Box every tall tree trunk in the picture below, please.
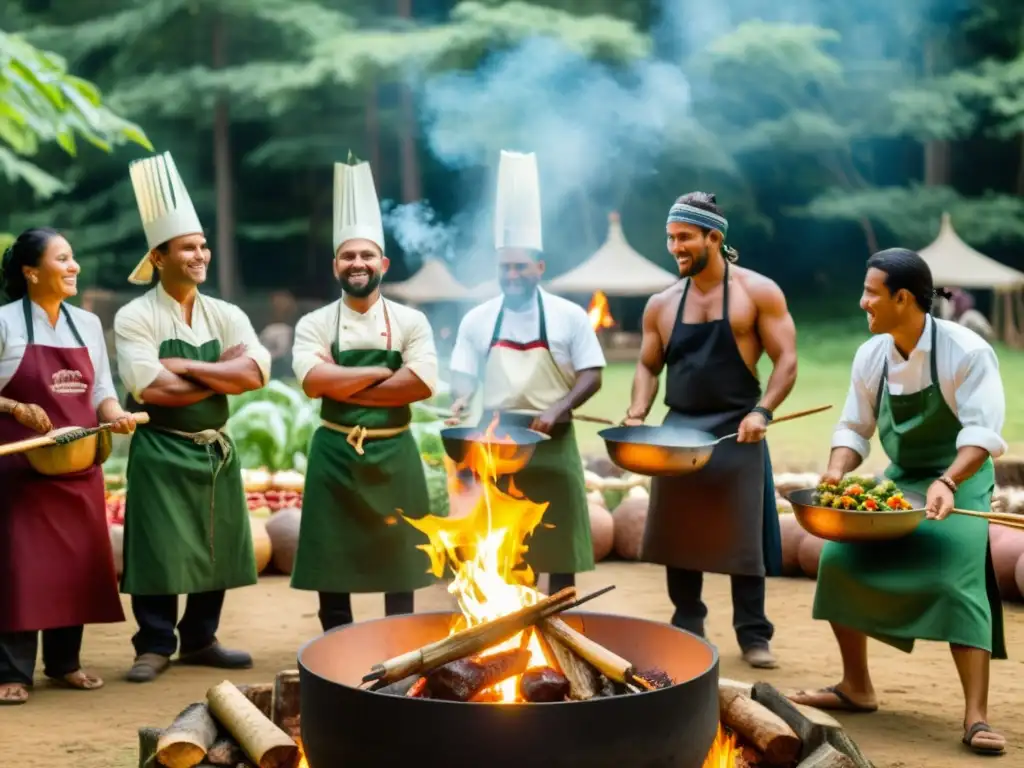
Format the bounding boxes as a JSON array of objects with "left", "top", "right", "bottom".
[
  {"left": 397, "top": 0, "right": 422, "bottom": 202},
  {"left": 212, "top": 14, "right": 238, "bottom": 300},
  {"left": 923, "top": 35, "right": 950, "bottom": 186},
  {"left": 366, "top": 83, "right": 382, "bottom": 174}
]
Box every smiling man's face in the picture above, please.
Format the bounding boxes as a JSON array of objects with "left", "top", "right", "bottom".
[{"left": 334, "top": 239, "right": 388, "bottom": 297}]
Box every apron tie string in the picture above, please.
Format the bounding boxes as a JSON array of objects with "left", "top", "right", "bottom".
[
  {"left": 153, "top": 426, "right": 232, "bottom": 462},
  {"left": 320, "top": 419, "right": 410, "bottom": 456}
]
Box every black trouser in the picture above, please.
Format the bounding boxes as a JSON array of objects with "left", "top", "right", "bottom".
[
  {"left": 131, "top": 590, "right": 225, "bottom": 657},
  {"left": 0, "top": 626, "right": 83, "bottom": 686},
  {"left": 317, "top": 591, "right": 414, "bottom": 632},
  {"left": 547, "top": 573, "right": 576, "bottom": 594},
  {"left": 666, "top": 567, "right": 773, "bottom": 651}
]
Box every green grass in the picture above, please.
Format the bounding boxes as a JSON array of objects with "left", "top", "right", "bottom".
[{"left": 574, "top": 320, "right": 1024, "bottom": 472}]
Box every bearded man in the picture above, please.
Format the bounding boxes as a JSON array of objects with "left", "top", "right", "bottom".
[{"left": 288, "top": 160, "right": 440, "bottom": 629}]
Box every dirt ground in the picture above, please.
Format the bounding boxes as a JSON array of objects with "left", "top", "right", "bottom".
[{"left": 3, "top": 562, "right": 1023, "bottom": 767}]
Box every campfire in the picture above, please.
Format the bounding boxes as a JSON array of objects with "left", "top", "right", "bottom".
[
  {"left": 588, "top": 289, "right": 615, "bottom": 331},
  {"left": 138, "top": 420, "right": 876, "bottom": 768}
]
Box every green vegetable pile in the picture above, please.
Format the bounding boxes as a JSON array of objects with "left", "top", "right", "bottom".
[{"left": 225, "top": 379, "right": 452, "bottom": 517}]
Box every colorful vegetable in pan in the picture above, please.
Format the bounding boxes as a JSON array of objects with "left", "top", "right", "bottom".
[{"left": 813, "top": 476, "right": 914, "bottom": 512}]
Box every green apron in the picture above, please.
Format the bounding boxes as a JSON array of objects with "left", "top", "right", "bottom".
[
  {"left": 814, "top": 320, "right": 1005, "bottom": 657},
  {"left": 121, "top": 328, "right": 257, "bottom": 596},
  {"left": 290, "top": 299, "right": 439, "bottom": 594},
  {"left": 479, "top": 293, "right": 594, "bottom": 575}
]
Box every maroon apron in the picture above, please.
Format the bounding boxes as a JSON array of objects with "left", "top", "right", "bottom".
[{"left": 0, "top": 297, "right": 124, "bottom": 633}]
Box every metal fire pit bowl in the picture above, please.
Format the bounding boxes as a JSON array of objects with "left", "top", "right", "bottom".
[{"left": 298, "top": 611, "right": 720, "bottom": 768}]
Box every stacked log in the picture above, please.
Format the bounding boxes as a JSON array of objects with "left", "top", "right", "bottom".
[{"left": 139, "top": 675, "right": 300, "bottom": 768}]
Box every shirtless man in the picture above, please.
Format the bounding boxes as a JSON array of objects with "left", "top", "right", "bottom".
[{"left": 624, "top": 191, "right": 797, "bottom": 668}]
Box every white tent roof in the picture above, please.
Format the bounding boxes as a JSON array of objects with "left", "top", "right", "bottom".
[
  {"left": 919, "top": 213, "right": 1024, "bottom": 291},
  {"left": 384, "top": 258, "right": 470, "bottom": 303},
  {"left": 544, "top": 212, "right": 678, "bottom": 296}
]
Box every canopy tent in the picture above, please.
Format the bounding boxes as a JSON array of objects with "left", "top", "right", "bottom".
[
  {"left": 919, "top": 212, "right": 1024, "bottom": 346},
  {"left": 384, "top": 258, "right": 471, "bottom": 303},
  {"left": 544, "top": 212, "right": 678, "bottom": 296}
]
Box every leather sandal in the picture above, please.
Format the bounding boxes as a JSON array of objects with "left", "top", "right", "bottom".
[{"left": 962, "top": 721, "right": 1006, "bottom": 755}]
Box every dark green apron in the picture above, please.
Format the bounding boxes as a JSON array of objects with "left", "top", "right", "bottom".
[
  {"left": 121, "top": 308, "right": 257, "bottom": 596},
  {"left": 479, "top": 295, "right": 594, "bottom": 575},
  {"left": 290, "top": 299, "right": 438, "bottom": 594},
  {"left": 814, "top": 320, "right": 1005, "bottom": 657}
]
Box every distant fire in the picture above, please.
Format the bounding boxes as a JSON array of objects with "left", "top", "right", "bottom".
[{"left": 587, "top": 290, "right": 615, "bottom": 331}]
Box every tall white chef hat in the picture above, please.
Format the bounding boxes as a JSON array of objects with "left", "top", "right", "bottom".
[
  {"left": 127, "top": 151, "right": 204, "bottom": 285},
  {"left": 494, "top": 150, "right": 543, "bottom": 257},
  {"left": 333, "top": 160, "right": 385, "bottom": 255}
]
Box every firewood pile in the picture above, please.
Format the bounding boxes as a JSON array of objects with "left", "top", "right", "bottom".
[
  {"left": 718, "top": 679, "right": 874, "bottom": 768},
  {"left": 138, "top": 672, "right": 300, "bottom": 768},
  {"left": 138, "top": 672, "right": 876, "bottom": 768},
  {"left": 361, "top": 587, "right": 669, "bottom": 703}
]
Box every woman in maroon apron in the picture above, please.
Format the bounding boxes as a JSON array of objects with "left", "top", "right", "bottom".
[{"left": 0, "top": 228, "right": 136, "bottom": 705}]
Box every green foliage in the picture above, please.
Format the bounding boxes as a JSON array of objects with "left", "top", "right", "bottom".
[{"left": 0, "top": 28, "right": 151, "bottom": 199}]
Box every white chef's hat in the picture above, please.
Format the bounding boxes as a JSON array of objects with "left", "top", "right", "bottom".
[
  {"left": 494, "top": 150, "right": 543, "bottom": 254},
  {"left": 333, "top": 161, "right": 385, "bottom": 254},
  {"left": 127, "top": 151, "right": 203, "bottom": 285}
]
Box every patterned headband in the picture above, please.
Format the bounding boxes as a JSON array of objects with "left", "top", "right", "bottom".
[{"left": 667, "top": 203, "right": 728, "bottom": 237}]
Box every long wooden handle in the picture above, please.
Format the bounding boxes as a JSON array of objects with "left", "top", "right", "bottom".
[
  {"left": 950, "top": 508, "right": 1024, "bottom": 528},
  {"left": 572, "top": 413, "right": 616, "bottom": 425},
  {"left": 718, "top": 405, "right": 833, "bottom": 444},
  {"left": 767, "top": 404, "right": 833, "bottom": 426},
  {"left": 0, "top": 411, "right": 151, "bottom": 457}
]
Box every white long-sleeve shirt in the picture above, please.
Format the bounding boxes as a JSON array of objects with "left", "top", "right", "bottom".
[
  {"left": 291, "top": 296, "right": 438, "bottom": 393},
  {"left": 113, "top": 283, "right": 271, "bottom": 402},
  {"left": 832, "top": 314, "right": 1007, "bottom": 460},
  {"left": 0, "top": 299, "right": 117, "bottom": 410}
]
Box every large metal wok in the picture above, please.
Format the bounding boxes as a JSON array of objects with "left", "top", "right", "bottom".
[
  {"left": 598, "top": 405, "right": 832, "bottom": 477},
  {"left": 440, "top": 426, "right": 550, "bottom": 476},
  {"left": 787, "top": 487, "right": 1024, "bottom": 543}
]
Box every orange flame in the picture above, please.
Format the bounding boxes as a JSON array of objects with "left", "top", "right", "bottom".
[
  {"left": 402, "top": 413, "right": 551, "bottom": 701},
  {"left": 702, "top": 724, "right": 741, "bottom": 767},
  {"left": 588, "top": 290, "right": 615, "bottom": 331}
]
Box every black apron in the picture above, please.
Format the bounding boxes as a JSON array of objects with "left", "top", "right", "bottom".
[{"left": 641, "top": 264, "right": 783, "bottom": 577}]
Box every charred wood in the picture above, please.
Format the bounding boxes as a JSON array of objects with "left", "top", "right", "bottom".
[{"left": 519, "top": 667, "right": 570, "bottom": 702}]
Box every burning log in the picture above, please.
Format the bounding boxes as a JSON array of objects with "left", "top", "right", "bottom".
[
  {"left": 155, "top": 702, "right": 219, "bottom": 768},
  {"left": 374, "top": 674, "right": 422, "bottom": 696},
  {"left": 206, "top": 680, "right": 299, "bottom": 768},
  {"left": 537, "top": 629, "right": 599, "bottom": 700},
  {"left": 426, "top": 648, "right": 531, "bottom": 701},
  {"left": 519, "top": 667, "right": 570, "bottom": 702},
  {"left": 407, "top": 677, "right": 429, "bottom": 697},
  {"left": 719, "top": 687, "right": 801, "bottom": 765},
  {"left": 362, "top": 587, "right": 577, "bottom": 685},
  {"left": 539, "top": 616, "right": 656, "bottom": 692}
]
